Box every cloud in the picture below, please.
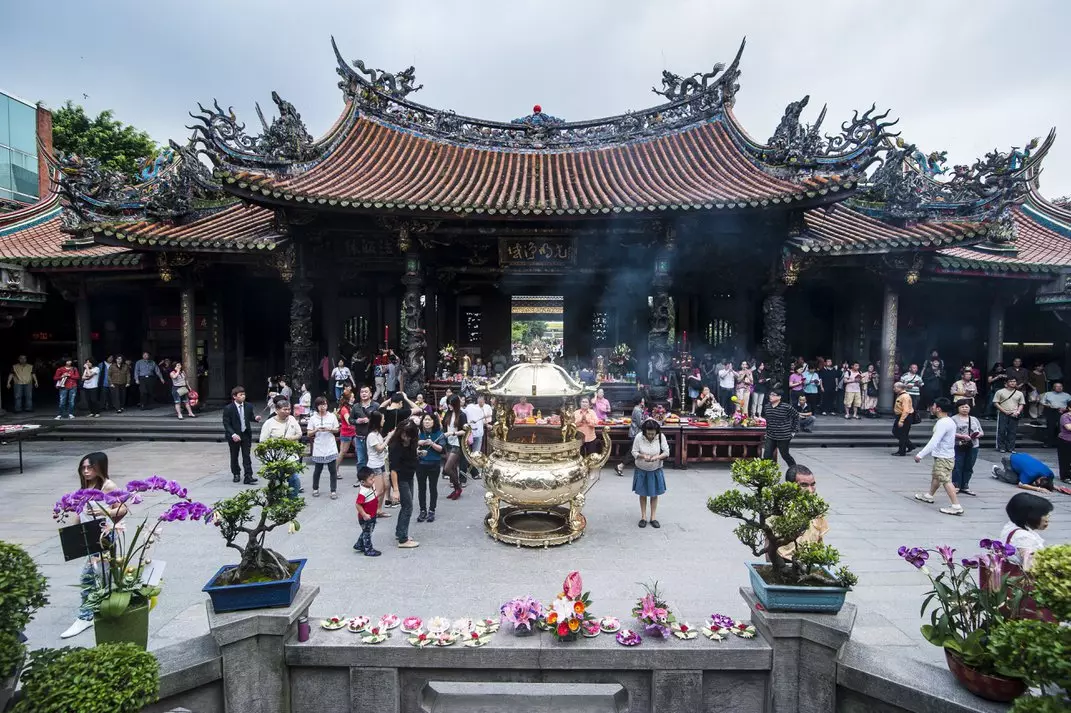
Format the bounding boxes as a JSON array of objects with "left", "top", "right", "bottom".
[{"left": 4, "top": 0, "right": 1069, "bottom": 196}]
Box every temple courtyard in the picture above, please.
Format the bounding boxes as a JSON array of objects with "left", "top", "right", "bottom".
[{"left": 4, "top": 436, "right": 1069, "bottom": 670}]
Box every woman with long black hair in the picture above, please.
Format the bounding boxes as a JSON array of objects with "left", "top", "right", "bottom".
[
  {"left": 390, "top": 420, "right": 421, "bottom": 548},
  {"left": 441, "top": 395, "right": 467, "bottom": 500},
  {"left": 416, "top": 413, "right": 445, "bottom": 523},
  {"left": 60, "top": 452, "right": 127, "bottom": 639}
]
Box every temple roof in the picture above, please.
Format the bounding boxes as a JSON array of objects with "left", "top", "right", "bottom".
[
  {"left": 221, "top": 115, "right": 854, "bottom": 216},
  {"left": 87, "top": 202, "right": 284, "bottom": 252},
  {"left": 791, "top": 203, "right": 987, "bottom": 255},
  {"left": 0, "top": 191, "right": 139, "bottom": 269},
  {"left": 935, "top": 189, "right": 1071, "bottom": 276},
  {"left": 189, "top": 38, "right": 898, "bottom": 218}
]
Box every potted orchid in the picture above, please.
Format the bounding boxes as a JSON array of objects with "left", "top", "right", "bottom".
[
  {"left": 500, "top": 596, "right": 544, "bottom": 635},
  {"left": 52, "top": 476, "right": 213, "bottom": 648},
  {"left": 899, "top": 539, "right": 1029, "bottom": 702},
  {"left": 632, "top": 582, "right": 676, "bottom": 638},
  {"left": 543, "top": 571, "right": 594, "bottom": 642}
]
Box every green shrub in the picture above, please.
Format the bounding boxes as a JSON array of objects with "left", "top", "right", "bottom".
[
  {"left": 0, "top": 541, "right": 48, "bottom": 676},
  {"left": 13, "top": 643, "right": 158, "bottom": 713},
  {"left": 988, "top": 544, "right": 1071, "bottom": 712},
  {"left": 707, "top": 458, "right": 855, "bottom": 588}
]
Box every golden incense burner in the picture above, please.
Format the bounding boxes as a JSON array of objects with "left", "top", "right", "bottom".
[{"left": 462, "top": 343, "right": 610, "bottom": 547}]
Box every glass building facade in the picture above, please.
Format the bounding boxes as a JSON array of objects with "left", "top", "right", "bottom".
[{"left": 0, "top": 91, "right": 40, "bottom": 204}]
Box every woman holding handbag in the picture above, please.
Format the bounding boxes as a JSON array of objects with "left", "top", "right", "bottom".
[
  {"left": 950, "top": 399, "right": 983, "bottom": 496},
  {"left": 170, "top": 362, "right": 197, "bottom": 420},
  {"left": 53, "top": 358, "right": 80, "bottom": 420}
]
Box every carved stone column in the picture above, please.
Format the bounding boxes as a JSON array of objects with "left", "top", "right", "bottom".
[
  {"left": 647, "top": 247, "right": 674, "bottom": 399},
  {"left": 180, "top": 283, "right": 197, "bottom": 394},
  {"left": 878, "top": 283, "right": 898, "bottom": 413},
  {"left": 74, "top": 283, "right": 92, "bottom": 367},
  {"left": 208, "top": 298, "right": 225, "bottom": 402},
  {"left": 988, "top": 298, "right": 1006, "bottom": 370},
  {"left": 401, "top": 251, "right": 426, "bottom": 399},
  {"left": 287, "top": 245, "right": 315, "bottom": 392},
  {"left": 761, "top": 288, "right": 787, "bottom": 386}
]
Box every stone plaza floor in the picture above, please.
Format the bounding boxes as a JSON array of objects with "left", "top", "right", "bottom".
[{"left": 3, "top": 434, "right": 1069, "bottom": 670}]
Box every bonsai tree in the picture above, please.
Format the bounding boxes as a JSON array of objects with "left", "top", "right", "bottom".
[
  {"left": 13, "top": 643, "right": 158, "bottom": 713},
  {"left": 0, "top": 541, "right": 48, "bottom": 678},
  {"left": 988, "top": 544, "right": 1071, "bottom": 712},
  {"left": 707, "top": 458, "right": 856, "bottom": 588},
  {"left": 211, "top": 438, "right": 306, "bottom": 585}
]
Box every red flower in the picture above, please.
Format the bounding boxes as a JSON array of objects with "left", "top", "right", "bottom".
[
  {"left": 372, "top": 627, "right": 380, "bottom": 635},
  {"left": 755, "top": 603, "right": 765, "bottom": 611},
  {"left": 680, "top": 624, "right": 689, "bottom": 632},
  {"left": 557, "top": 622, "right": 569, "bottom": 637},
  {"left": 417, "top": 633, "right": 427, "bottom": 641},
  {"left": 737, "top": 623, "right": 747, "bottom": 630},
  {"left": 471, "top": 631, "right": 479, "bottom": 640}
]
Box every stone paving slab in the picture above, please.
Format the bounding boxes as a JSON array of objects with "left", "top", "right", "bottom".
[{"left": 4, "top": 436, "right": 1068, "bottom": 672}]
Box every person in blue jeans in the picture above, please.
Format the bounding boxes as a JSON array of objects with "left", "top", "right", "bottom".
[
  {"left": 991, "top": 452, "right": 1056, "bottom": 492},
  {"left": 950, "top": 400, "right": 982, "bottom": 496},
  {"left": 350, "top": 386, "right": 379, "bottom": 473},
  {"left": 53, "top": 359, "right": 80, "bottom": 419}
]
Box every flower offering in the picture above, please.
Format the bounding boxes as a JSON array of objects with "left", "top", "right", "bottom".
[
  {"left": 631, "top": 582, "right": 676, "bottom": 638},
  {"left": 543, "top": 570, "right": 594, "bottom": 642}
]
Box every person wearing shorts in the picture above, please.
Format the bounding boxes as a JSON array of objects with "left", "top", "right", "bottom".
[
  {"left": 842, "top": 363, "right": 862, "bottom": 419},
  {"left": 913, "top": 398, "right": 964, "bottom": 515}
]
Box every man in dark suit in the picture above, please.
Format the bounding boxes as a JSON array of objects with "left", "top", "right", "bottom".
[{"left": 223, "top": 385, "right": 261, "bottom": 484}]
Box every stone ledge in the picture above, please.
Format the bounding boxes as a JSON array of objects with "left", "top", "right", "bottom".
[
  {"left": 207, "top": 585, "right": 319, "bottom": 647},
  {"left": 836, "top": 641, "right": 1011, "bottom": 713},
  {"left": 741, "top": 587, "right": 856, "bottom": 650},
  {"left": 286, "top": 625, "right": 771, "bottom": 671},
  {"left": 153, "top": 633, "right": 222, "bottom": 700}
]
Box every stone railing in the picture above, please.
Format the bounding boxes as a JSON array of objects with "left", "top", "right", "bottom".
[{"left": 143, "top": 585, "right": 1010, "bottom": 713}]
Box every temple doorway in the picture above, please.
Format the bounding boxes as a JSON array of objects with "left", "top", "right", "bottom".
[{"left": 511, "top": 295, "right": 563, "bottom": 360}]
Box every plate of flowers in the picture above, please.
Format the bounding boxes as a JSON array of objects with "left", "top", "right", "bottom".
[
  {"left": 671, "top": 622, "right": 697, "bottom": 640},
  {"left": 402, "top": 617, "right": 423, "bottom": 633},
  {"left": 463, "top": 630, "right": 493, "bottom": 647},
  {"left": 731, "top": 621, "right": 756, "bottom": 639},
  {"left": 599, "top": 616, "right": 621, "bottom": 633},
  {"left": 433, "top": 633, "right": 457, "bottom": 647},
  {"left": 347, "top": 615, "right": 370, "bottom": 633},
  {"left": 581, "top": 620, "right": 602, "bottom": 638},
  {"left": 475, "top": 617, "right": 500, "bottom": 634},
  {"left": 615, "top": 629, "right": 642, "bottom": 646},
  {"left": 702, "top": 613, "right": 733, "bottom": 641},
  {"left": 379, "top": 614, "right": 401, "bottom": 630},
  {"left": 408, "top": 632, "right": 432, "bottom": 648},
  {"left": 426, "top": 616, "right": 451, "bottom": 635},
  {"left": 361, "top": 626, "right": 389, "bottom": 644},
  {"left": 451, "top": 617, "right": 475, "bottom": 635},
  {"left": 320, "top": 616, "right": 346, "bottom": 631}
]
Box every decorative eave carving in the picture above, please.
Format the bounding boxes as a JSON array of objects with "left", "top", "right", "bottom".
[
  {"left": 331, "top": 36, "right": 748, "bottom": 150},
  {"left": 186, "top": 91, "right": 314, "bottom": 170},
  {"left": 860, "top": 129, "right": 1056, "bottom": 222},
  {"left": 56, "top": 139, "right": 224, "bottom": 232}
]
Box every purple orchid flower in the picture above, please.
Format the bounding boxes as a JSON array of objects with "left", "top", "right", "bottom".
[
  {"left": 644, "top": 621, "right": 671, "bottom": 638},
  {"left": 936, "top": 545, "right": 956, "bottom": 566},
  {"left": 897, "top": 546, "right": 929, "bottom": 568},
  {"left": 159, "top": 501, "right": 213, "bottom": 522},
  {"left": 710, "top": 613, "right": 734, "bottom": 630}
]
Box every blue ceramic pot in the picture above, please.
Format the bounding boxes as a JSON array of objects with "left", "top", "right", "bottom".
[
  {"left": 745, "top": 561, "right": 848, "bottom": 613},
  {"left": 203, "top": 558, "right": 306, "bottom": 613}
]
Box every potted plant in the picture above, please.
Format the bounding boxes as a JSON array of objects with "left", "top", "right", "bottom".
[
  {"left": 12, "top": 643, "right": 158, "bottom": 713},
  {"left": 500, "top": 596, "right": 543, "bottom": 636},
  {"left": 203, "top": 438, "right": 307, "bottom": 613},
  {"left": 0, "top": 542, "right": 48, "bottom": 711},
  {"left": 898, "top": 538, "right": 1028, "bottom": 702},
  {"left": 52, "top": 477, "right": 212, "bottom": 648},
  {"left": 988, "top": 544, "right": 1071, "bottom": 710},
  {"left": 708, "top": 458, "right": 856, "bottom": 613}
]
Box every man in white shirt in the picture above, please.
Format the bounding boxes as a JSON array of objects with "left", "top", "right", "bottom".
[
  {"left": 913, "top": 397, "right": 963, "bottom": 515},
  {"left": 1040, "top": 381, "right": 1071, "bottom": 446},
  {"left": 717, "top": 361, "right": 736, "bottom": 413},
  {"left": 463, "top": 395, "right": 488, "bottom": 480}
]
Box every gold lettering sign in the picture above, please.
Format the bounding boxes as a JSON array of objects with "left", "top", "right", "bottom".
[{"left": 499, "top": 238, "right": 575, "bottom": 267}]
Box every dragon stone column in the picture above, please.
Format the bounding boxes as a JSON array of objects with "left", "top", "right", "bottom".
[
  {"left": 399, "top": 231, "right": 427, "bottom": 398},
  {"left": 287, "top": 244, "right": 315, "bottom": 392},
  {"left": 878, "top": 283, "right": 899, "bottom": 413},
  {"left": 180, "top": 282, "right": 197, "bottom": 394},
  {"left": 647, "top": 249, "right": 674, "bottom": 401},
  {"left": 761, "top": 288, "right": 787, "bottom": 387}
]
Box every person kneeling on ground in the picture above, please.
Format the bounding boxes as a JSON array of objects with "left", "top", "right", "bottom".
[{"left": 992, "top": 452, "right": 1056, "bottom": 493}]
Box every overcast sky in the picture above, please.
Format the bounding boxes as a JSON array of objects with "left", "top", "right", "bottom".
[{"left": 5, "top": 0, "right": 1070, "bottom": 197}]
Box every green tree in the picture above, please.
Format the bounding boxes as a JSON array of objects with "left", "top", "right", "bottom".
[{"left": 51, "top": 101, "right": 158, "bottom": 179}]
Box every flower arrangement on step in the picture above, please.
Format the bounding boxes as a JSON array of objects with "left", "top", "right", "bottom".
[
  {"left": 649, "top": 404, "right": 667, "bottom": 424},
  {"left": 500, "top": 596, "right": 544, "bottom": 634},
  {"left": 608, "top": 343, "right": 633, "bottom": 378},
  {"left": 543, "top": 571, "right": 594, "bottom": 642},
  {"left": 52, "top": 476, "right": 212, "bottom": 622},
  {"left": 438, "top": 343, "right": 458, "bottom": 374},
  {"left": 210, "top": 438, "right": 306, "bottom": 586},
  {"left": 632, "top": 581, "right": 676, "bottom": 638},
  {"left": 899, "top": 538, "right": 1031, "bottom": 689}
]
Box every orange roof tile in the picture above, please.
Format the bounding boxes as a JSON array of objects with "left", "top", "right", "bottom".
[
  {"left": 92, "top": 203, "right": 285, "bottom": 252},
  {"left": 0, "top": 194, "right": 138, "bottom": 269},
  {"left": 792, "top": 204, "right": 986, "bottom": 255},
  {"left": 225, "top": 117, "right": 853, "bottom": 215},
  {"left": 936, "top": 207, "right": 1071, "bottom": 274}
]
